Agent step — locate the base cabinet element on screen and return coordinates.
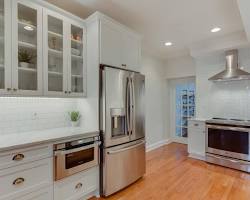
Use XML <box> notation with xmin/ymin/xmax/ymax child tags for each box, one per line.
<box><xmin>13</xmin><ymin>187</ymin><xmax>53</xmax><ymax>200</ymax></box>
<box><xmin>188</xmin><ymin>119</ymin><xmax>206</xmax><ymax>160</ymax></box>
<box><xmin>54</xmin><ymin>166</ymin><xmax>99</xmax><ymax>200</ymax></box>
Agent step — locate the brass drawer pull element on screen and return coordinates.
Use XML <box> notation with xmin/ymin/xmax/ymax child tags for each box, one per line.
<box><xmin>75</xmin><ymin>182</ymin><xmax>83</xmax><ymax>189</ymax></box>
<box><xmin>12</xmin><ymin>154</ymin><xmax>24</xmax><ymax>161</ymax></box>
<box><xmin>194</xmin><ymin>123</ymin><xmax>199</xmax><ymax>127</ymax></box>
<box><xmin>13</xmin><ymin>177</ymin><xmax>25</xmax><ymax>185</ymax></box>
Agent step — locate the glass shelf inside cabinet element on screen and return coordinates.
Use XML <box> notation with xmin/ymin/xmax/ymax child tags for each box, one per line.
<box><xmin>18</xmin><ymin>3</ymin><xmax>38</xmax><ymax>91</ymax></box>
<box><xmin>48</xmin><ymin>15</ymin><xmax>63</xmax><ymax>92</ymax></box>
<box><xmin>0</xmin><ymin>0</ymin><xmax>4</xmax><ymax>90</ymax></box>
<box><xmin>71</xmin><ymin>25</ymin><xmax>83</xmax><ymax>93</ymax></box>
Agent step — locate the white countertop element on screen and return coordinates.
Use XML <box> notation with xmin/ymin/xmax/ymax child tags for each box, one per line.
<box><xmin>188</xmin><ymin>118</ymin><xmax>207</xmax><ymax>122</ymax></box>
<box><xmin>0</xmin><ymin>127</ymin><xmax>99</xmax><ymax>151</ymax></box>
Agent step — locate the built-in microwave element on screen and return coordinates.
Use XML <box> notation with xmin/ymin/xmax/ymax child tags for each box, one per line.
<box><xmin>54</xmin><ymin>136</ymin><xmax>100</xmax><ymax>181</ymax></box>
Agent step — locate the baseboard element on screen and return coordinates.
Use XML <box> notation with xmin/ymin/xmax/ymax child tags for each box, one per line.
<box><xmin>146</xmin><ymin>139</ymin><xmax>171</xmax><ymax>152</ymax></box>
<box><xmin>188</xmin><ymin>152</ymin><xmax>205</xmax><ymax>161</ymax></box>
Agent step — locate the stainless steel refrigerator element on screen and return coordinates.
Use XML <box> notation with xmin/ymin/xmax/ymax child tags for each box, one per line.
<box><xmin>100</xmin><ymin>65</ymin><xmax>145</xmax><ymax>196</ymax></box>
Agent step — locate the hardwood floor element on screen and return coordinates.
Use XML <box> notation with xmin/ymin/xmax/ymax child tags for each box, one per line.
<box><xmin>91</xmin><ymin>143</ymin><xmax>250</xmax><ymax>200</ymax></box>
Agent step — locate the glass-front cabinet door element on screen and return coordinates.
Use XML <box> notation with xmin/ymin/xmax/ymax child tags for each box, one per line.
<box><xmin>0</xmin><ymin>0</ymin><xmax>11</xmax><ymax>95</ymax></box>
<box><xmin>43</xmin><ymin>9</ymin><xmax>67</xmax><ymax>96</ymax></box>
<box><xmin>12</xmin><ymin>0</ymin><xmax>42</xmax><ymax>95</ymax></box>
<box><xmin>68</xmin><ymin>22</ymin><xmax>86</xmax><ymax>96</ymax></box>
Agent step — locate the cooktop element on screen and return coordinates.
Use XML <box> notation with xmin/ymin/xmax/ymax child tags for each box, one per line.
<box><xmin>206</xmin><ymin>117</ymin><xmax>250</xmax><ymax>127</ymax></box>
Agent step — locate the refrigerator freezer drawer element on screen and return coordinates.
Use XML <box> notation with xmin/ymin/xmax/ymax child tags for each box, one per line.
<box><xmin>103</xmin><ymin>140</ymin><xmax>146</xmax><ymax>196</ymax></box>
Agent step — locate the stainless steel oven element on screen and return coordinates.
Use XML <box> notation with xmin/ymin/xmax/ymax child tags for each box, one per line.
<box><xmin>54</xmin><ymin>136</ymin><xmax>100</xmax><ymax>181</ymax></box>
<box><xmin>206</xmin><ymin>123</ymin><xmax>250</xmax><ymax>172</ymax></box>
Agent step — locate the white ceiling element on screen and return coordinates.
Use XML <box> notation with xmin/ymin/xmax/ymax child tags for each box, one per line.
<box><xmin>46</xmin><ymin>0</ymin><xmax>244</xmax><ymax>60</ymax></box>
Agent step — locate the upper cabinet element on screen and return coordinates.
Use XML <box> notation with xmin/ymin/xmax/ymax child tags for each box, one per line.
<box><xmin>12</xmin><ymin>0</ymin><xmax>43</xmax><ymax>95</ymax></box>
<box><xmin>43</xmin><ymin>9</ymin><xmax>68</xmax><ymax>96</ymax></box>
<box><xmin>0</xmin><ymin>0</ymin><xmax>87</xmax><ymax>97</ymax></box>
<box><xmin>99</xmin><ymin>15</ymin><xmax>141</xmax><ymax>72</ymax></box>
<box><xmin>69</xmin><ymin>22</ymin><xmax>86</xmax><ymax>96</ymax></box>
<box><xmin>100</xmin><ymin>18</ymin><xmax>122</xmax><ymax>68</ymax></box>
<box><xmin>0</xmin><ymin>0</ymin><xmax>11</xmax><ymax>95</ymax></box>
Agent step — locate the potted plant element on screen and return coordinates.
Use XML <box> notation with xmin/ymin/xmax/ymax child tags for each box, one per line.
<box><xmin>69</xmin><ymin>111</ymin><xmax>81</xmax><ymax>127</ymax></box>
<box><xmin>18</xmin><ymin>50</ymin><xmax>35</xmax><ymax>68</ymax></box>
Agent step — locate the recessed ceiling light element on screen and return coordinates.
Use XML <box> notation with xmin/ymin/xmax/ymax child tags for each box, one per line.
<box><xmin>24</xmin><ymin>25</ymin><xmax>34</xmax><ymax>31</ymax></box>
<box><xmin>165</xmin><ymin>42</ymin><xmax>172</xmax><ymax>46</ymax></box>
<box><xmin>211</xmin><ymin>27</ymin><xmax>221</xmax><ymax>33</ymax></box>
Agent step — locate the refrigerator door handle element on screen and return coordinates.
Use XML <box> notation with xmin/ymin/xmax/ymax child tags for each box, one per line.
<box><xmin>107</xmin><ymin>140</ymin><xmax>145</xmax><ymax>154</ymax></box>
<box><xmin>130</xmin><ymin>77</ymin><xmax>135</xmax><ymax>136</ymax></box>
<box><xmin>126</xmin><ymin>77</ymin><xmax>130</xmax><ymax>135</ymax></box>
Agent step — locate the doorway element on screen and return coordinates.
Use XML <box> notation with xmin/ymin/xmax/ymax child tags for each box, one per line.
<box><xmin>169</xmin><ymin>77</ymin><xmax>196</xmax><ymax>144</ymax></box>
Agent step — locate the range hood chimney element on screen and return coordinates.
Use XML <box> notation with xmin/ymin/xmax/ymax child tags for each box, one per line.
<box><xmin>208</xmin><ymin>49</ymin><xmax>250</xmax><ymax>81</ymax></box>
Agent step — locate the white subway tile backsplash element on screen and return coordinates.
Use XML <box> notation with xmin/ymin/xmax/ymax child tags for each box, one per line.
<box><xmin>196</xmin><ymin>48</ymin><xmax>250</xmax><ymax>120</ymax></box>
<box><xmin>0</xmin><ymin>97</ymin><xmax>78</xmax><ymax>135</ymax></box>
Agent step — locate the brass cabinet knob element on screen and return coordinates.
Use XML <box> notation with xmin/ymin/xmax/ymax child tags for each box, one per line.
<box><xmin>68</xmin><ymin>91</ymin><xmax>71</xmax><ymax>94</ymax></box>
<box><xmin>64</xmin><ymin>91</ymin><xmax>68</xmax><ymax>94</ymax></box>
<box><xmin>75</xmin><ymin>182</ymin><xmax>83</xmax><ymax>189</ymax></box>
<box><xmin>13</xmin><ymin>88</ymin><xmax>17</xmax><ymax>92</ymax></box>
<box><xmin>13</xmin><ymin>177</ymin><xmax>25</xmax><ymax>185</ymax></box>
<box><xmin>12</xmin><ymin>153</ymin><xmax>24</xmax><ymax>161</ymax></box>
<box><xmin>7</xmin><ymin>88</ymin><xmax>11</xmax><ymax>91</ymax></box>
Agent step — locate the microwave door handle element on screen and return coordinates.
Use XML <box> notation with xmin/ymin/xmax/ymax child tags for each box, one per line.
<box><xmin>54</xmin><ymin>142</ymin><xmax>100</xmax><ymax>156</ymax></box>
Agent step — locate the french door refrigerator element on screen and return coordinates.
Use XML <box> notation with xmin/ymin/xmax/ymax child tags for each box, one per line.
<box><xmin>100</xmin><ymin>65</ymin><xmax>145</xmax><ymax>196</ymax></box>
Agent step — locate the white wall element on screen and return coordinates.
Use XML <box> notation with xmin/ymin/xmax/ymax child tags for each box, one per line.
<box><xmin>164</xmin><ymin>56</ymin><xmax>196</xmax><ymax>143</ymax></box>
<box><xmin>165</xmin><ymin>56</ymin><xmax>196</xmax><ymax>79</ymax></box>
<box><xmin>196</xmin><ymin>47</ymin><xmax>250</xmax><ymax>119</ymax></box>
<box><xmin>141</xmin><ymin>52</ymin><xmax>169</xmax><ymax>149</ymax></box>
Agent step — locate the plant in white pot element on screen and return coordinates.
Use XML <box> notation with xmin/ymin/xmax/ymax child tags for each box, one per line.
<box><xmin>18</xmin><ymin>49</ymin><xmax>35</xmax><ymax>68</ymax></box>
<box><xmin>69</xmin><ymin>111</ymin><xmax>81</xmax><ymax>127</ymax></box>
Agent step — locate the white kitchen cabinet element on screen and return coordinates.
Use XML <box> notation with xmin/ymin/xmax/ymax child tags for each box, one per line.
<box><xmin>188</xmin><ymin>119</ymin><xmax>206</xmax><ymax>160</ymax></box>
<box><xmin>54</xmin><ymin>166</ymin><xmax>99</xmax><ymax>200</ymax></box>
<box><xmin>11</xmin><ymin>0</ymin><xmax>43</xmax><ymax>96</ymax></box>
<box><xmin>43</xmin><ymin>9</ymin><xmax>68</xmax><ymax>96</ymax></box>
<box><xmin>0</xmin><ymin>158</ymin><xmax>53</xmax><ymax>200</ymax></box>
<box><xmin>0</xmin><ymin>144</ymin><xmax>52</xmax><ymax>170</ymax></box>
<box><xmin>43</xmin><ymin>9</ymin><xmax>87</xmax><ymax>97</ymax></box>
<box><xmin>14</xmin><ymin>187</ymin><xmax>53</xmax><ymax>200</ymax></box>
<box><xmin>0</xmin><ymin>0</ymin><xmax>13</xmax><ymax>95</ymax></box>
<box><xmin>100</xmin><ymin>18</ymin><xmax>122</xmax><ymax>69</ymax></box>
<box><xmin>0</xmin><ymin>0</ymin><xmax>87</xmax><ymax>97</ymax></box>
<box><xmin>98</xmin><ymin>13</ymin><xmax>141</xmax><ymax>72</ymax></box>
<box><xmin>68</xmin><ymin>20</ymin><xmax>87</xmax><ymax>97</ymax></box>
<box><xmin>121</xmin><ymin>31</ymin><xmax>141</xmax><ymax>72</ymax></box>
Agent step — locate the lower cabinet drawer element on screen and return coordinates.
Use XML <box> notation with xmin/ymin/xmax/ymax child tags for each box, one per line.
<box><xmin>0</xmin><ymin>144</ymin><xmax>53</xmax><ymax>170</ymax></box>
<box><xmin>54</xmin><ymin>167</ymin><xmax>99</xmax><ymax>200</ymax></box>
<box><xmin>0</xmin><ymin>158</ymin><xmax>53</xmax><ymax>200</ymax></box>
<box><xmin>7</xmin><ymin>187</ymin><xmax>53</xmax><ymax>200</ymax></box>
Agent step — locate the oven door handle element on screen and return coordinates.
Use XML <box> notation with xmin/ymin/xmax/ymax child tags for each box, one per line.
<box><xmin>207</xmin><ymin>153</ymin><xmax>250</xmax><ymax>165</ymax></box>
<box><xmin>206</xmin><ymin>124</ymin><xmax>250</xmax><ymax>132</ymax></box>
<box><xmin>54</xmin><ymin>141</ymin><xmax>100</xmax><ymax>156</ymax></box>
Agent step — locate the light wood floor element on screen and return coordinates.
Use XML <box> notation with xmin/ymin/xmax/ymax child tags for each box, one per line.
<box><xmin>91</xmin><ymin>143</ymin><xmax>250</xmax><ymax>200</ymax></box>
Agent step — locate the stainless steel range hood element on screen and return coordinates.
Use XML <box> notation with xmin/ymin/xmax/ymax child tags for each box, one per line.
<box><xmin>208</xmin><ymin>49</ymin><xmax>250</xmax><ymax>81</ymax></box>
